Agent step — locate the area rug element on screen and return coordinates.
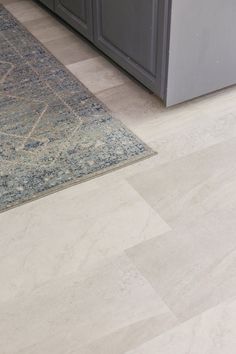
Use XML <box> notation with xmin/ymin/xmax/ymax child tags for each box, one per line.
<box><xmin>0</xmin><ymin>5</ymin><xmax>155</xmax><ymax>213</ymax></box>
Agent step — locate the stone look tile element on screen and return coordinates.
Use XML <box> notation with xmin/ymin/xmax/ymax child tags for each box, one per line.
<box><xmin>78</xmin><ymin>314</ymin><xmax>178</xmax><ymax>354</ymax></box>
<box><xmin>134</xmin><ymin>110</ymin><xmax>236</xmax><ymax>165</ymax></box>
<box><xmin>97</xmin><ymin>80</ymin><xmax>164</xmax><ymax>128</ymax></box>
<box><xmin>67</xmin><ymin>56</ymin><xmax>129</xmax><ymax>94</ymax></box>
<box><xmin>17</xmin><ymin>314</ymin><xmax>178</xmax><ymax>354</ymax></box>
<box><xmin>128</xmin><ymin>138</ymin><xmax>236</xmax><ymax>227</ymax></box>
<box><xmin>44</xmin><ymin>34</ymin><xmax>99</xmax><ymax>65</ymax></box>
<box><xmin>125</xmin><ymin>299</ymin><xmax>236</xmax><ymax>354</ymax></box>
<box><xmin>23</xmin><ymin>16</ymin><xmax>74</xmax><ymax>43</ymax></box>
<box><xmin>127</xmin><ymin>209</ymin><xmax>236</xmax><ymax>321</ymax></box>
<box><xmin>91</xmin><ymin>66</ymin><xmax>236</xmax><ymax>174</ymax></box>
<box><xmin>5</xmin><ymin>0</ymin><xmax>48</xmax><ymax>22</ymax></box>
<box><xmin>3</xmin><ymin>1</ymin><xmax>236</xmax><ymax>354</ymax></box>
<box><xmin>0</xmin><ymin>255</ymin><xmax>176</xmax><ymax>354</ymax></box>
<box><xmin>98</xmin><ymin>79</ymin><xmax>236</xmax><ymax>167</ymax></box>
<box><xmin>0</xmin><ymin>179</ymin><xmax>170</xmax><ymax>302</ymax></box>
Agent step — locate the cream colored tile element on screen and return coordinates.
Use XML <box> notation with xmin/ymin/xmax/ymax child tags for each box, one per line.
<box><xmin>67</xmin><ymin>56</ymin><xmax>129</xmax><ymax>94</ymax></box>
<box><xmin>134</xmin><ymin>111</ymin><xmax>236</xmax><ymax>165</ymax></box>
<box><xmin>5</xmin><ymin>0</ymin><xmax>48</xmax><ymax>22</ymax></box>
<box><xmin>97</xmin><ymin>80</ymin><xmax>164</xmax><ymax>127</ymax></box>
<box><xmin>128</xmin><ymin>137</ymin><xmax>236</xmax><ymax>227</ymax></box>
<box><xmin>44</xmin><ymin>34</ymin><xmax>99</xmax><ymax>65</ymax></box>
<box><xmin>126</xmin><ymin>299</ymin><xmax>236</xmax><ymax>354</ymax></box>
<box><xmin>0</xmin><ymin>255</ymin><xmax>175</xmax><ymax>354</ymax></box>
<box><xmin>97</xmin><ymin>83</ymin><xmax>236</xmax><ymax>166</ymax></box>
<box><xmin>0</xmin><ymin>179</ymin><xmax>170</xmax><ymax>302</ymax></box>
<box><xmin>24</xmin><ymin>16</ymin><xmax>73</xmax><ymax>43</ymax></box>
<box><xmin>3</xmin><ymin>2</ymin><xmax>236</xmax><ymax>352</ymax></box>
<box><xmin>78</xmin><ymin>314</ymin><xmax>178</xmax><ymax>354</ymax></box>
<box><xmin>19</xmin><ymin>314</ymin><xmax>178</xmax><ymax>354</ymax></box>
<box><xmin>127</xmin><ymin>209</ymin><xmax>236</xmax><ymax>321</ymax></box>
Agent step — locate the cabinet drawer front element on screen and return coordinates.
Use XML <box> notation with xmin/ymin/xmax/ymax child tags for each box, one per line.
<box><xmin>55</xmin><ymin>0</ymin><xmax>93</xmax><ymax>40</ymax></box>
<box><xmin>94</xmin><ymin>0</ymin><xmax>162</xmax><ymax>89</ymax></box>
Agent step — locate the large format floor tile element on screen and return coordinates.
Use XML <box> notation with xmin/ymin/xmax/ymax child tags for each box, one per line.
<box><xmin>67</xmin><ymin>56</ymin><xmax>128</xmax><ymax>94</ymax></box>
<box><xmin>0</xmin><ymin>254</ymin><xmax>177</xmax><ymax>354</ymax></box>
<box><xmin>98</xmin><ymin>83</ymin><xmax>236</xmax><ymax>166</ymax></box>
<box><xmin>97</xmin><ymin>80</ymin><xmax>164</xmax><ymax>128</ymax></box>
<box><xmin>24</xmin><ymin>16</ymin><xmax>74</xmax><ymax>43</ymax></box>
<box><xmin>134</xmin><ymin>106</ymin><xmax>236</xmax><ymax>166</ymax></box>
<box><xmin>0</xmin><ymin>179</ymin><xmax>170</xmax><ymax>302</ymax></box>
<box><xmin>128</xmin><ymin>138</ymin><xmax>236</xmax><ymax>227</ymax></box>
<box><xmin>2</xmin><ymin>1</ymin><xmax>236</xmax><ymax>353</ymax></box>
<box><xmin>127</xmin><ymin>208</ymin><xmax>236</xmax><ymax>321</ymax></box>
<box><xmin>125</xmin><ymin>298</ymin><xmax>236</xmax><ymax>354</ymax></box>
<box><xmin>79</xmin><ymin>314</ymin><xmax>178</xmax><ymax>354</ymax></box>
<box><xmin>4</xmin><ymin>0</ymin><xmax>48</xmax><ymax>22</ymax></box>
<box><xmin>44</xmin><ymin>34</ymin><xmax>98</xmax><ymax>65</ymax></box>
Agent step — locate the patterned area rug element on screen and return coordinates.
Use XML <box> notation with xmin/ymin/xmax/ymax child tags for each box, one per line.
<box><xmin>0</xmin><ymin>5</ymin><xmax>154</xmax><ymax>213</ymax></box>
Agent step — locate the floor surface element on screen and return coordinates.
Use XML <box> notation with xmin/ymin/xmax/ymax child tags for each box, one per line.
<box><xmin>1</xmin><ymin>1</ymin><xmax>236</xmax><ymax>353</ymax></box>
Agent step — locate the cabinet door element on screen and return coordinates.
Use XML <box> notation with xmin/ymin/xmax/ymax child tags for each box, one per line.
<box><xmin>55</xmin><ymin>0</ymin><xmax>93</xmax><ymax>40</ymax></box>
<box><xmin>39</xmin><ymin>0</ymin><xmax>54</xmax><ymax>11</ymax></box>
<box><xmin>94</xmin><ymin>0</ymin><xmax>166</xmax><ymax>95</ymax></box>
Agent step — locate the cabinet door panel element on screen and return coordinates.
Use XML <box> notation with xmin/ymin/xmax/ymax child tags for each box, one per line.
<box><xmin>94</xmin><ymin>0</ymin><xmax>164</xmax><ymax>93</ymax></box>
<box><xmin>55</xmin><ymin>0</ymin><xmax>93</xmax><ymax>40</ymax></box>
<box><xmin>39</xmin><ymin>0</ymin><xmax>54</xmax><ymax>11</ymax></box>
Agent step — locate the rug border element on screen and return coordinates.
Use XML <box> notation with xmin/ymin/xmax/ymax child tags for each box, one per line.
<box><xmin>1</xmin><ymin>151</ymin><xmax>156</xmax><ymax>214</ymax></box>
<box><xmin>0</xmin><ymin>4</ymin><xmax>157</xmax><ymax>214</ymax></box>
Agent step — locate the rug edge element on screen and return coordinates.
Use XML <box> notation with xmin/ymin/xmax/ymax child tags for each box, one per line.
<box><xmin>0</xmin><ymin>150</ymin><xmax>156</xmax><ymax>214</ymax></box>
<box><xmin>0</xmin><ymin>5</ymin><xmax>157</xmax><ymax>214</ymax></box>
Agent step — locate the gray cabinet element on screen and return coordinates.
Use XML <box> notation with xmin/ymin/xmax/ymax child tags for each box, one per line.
<box><xmin>40</xmin><ymin>0</ymin><xmax>54</xmax><ymax>10</ymax></box>
<box><xmin>38</xmin><ymin>0</ymin><xmax>236</xmax><ymax>105</ymax></box>
<box><xmin>54</xmin><ymin>0</ymin><xmax>93</xmax><ymax>40</ymax></box>
<box><xmin>39</xmin><ymin>0</ymin><xmax>169</xmax><ymax>101</ymax></box>
<box><xmin>93</xmin><ymin>0</ymin><xmax>165</xmax><ymax>96</ymax></box>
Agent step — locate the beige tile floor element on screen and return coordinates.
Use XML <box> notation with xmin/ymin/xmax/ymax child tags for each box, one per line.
<box><xmin>1</xmin><ymin>1</ymin><xmax>236</xmax><ymax>353</ymax></box>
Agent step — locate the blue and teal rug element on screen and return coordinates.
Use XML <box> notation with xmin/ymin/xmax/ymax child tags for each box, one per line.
<box><xmin>0</xmin><ymin>5</ymin><xmax>154</xmax><ymax>213</ymax></box>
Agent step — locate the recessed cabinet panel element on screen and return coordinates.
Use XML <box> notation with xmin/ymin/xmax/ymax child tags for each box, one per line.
<box><xmin>55</xmin><ymin>0</ymin><xmax>93</xmax><ymax>40</ymax></box>
<box><xmin>40</xmin><ymin>0</ymin><xmax>54</xmax><ymax>10</ymax></box>
<box><xmin>38</xmin><ymin>0</ymin><xmax>170</xmax><ymax>102</ymax></box>
<box><xmin>94</xmin><ymin>0</ymin><xmax>161</xmax><ymax>90</ymax></box>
